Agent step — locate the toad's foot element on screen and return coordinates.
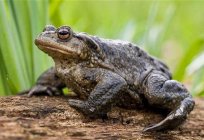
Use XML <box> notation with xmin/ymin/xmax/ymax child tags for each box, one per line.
<box><xmin>28</xmin><ymin>85</ymin><xmax>63</xmax><ymax>97</ymax></box>
<box><xmin>68</xmin><ymin>99</ymin><xmax>108</xmax><ymax>119</ymax></box>
<box><xmin>143</xmin><ymin>97</ymin><xmax>194</xmax><ymax>132</ymax></box>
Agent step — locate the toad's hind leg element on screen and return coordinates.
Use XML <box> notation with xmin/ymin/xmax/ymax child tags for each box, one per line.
<box><xmin>28</xmin><ymin>67</ymin><xmax>66</xmax><ymax>96</ymax></box>
<box><xmin>142</xmin><ymin>71</ymin><xmax>195</xmax><ymax>132</ymax></box>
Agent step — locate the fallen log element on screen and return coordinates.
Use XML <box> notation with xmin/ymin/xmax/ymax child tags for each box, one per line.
<box><xmin>0</xmin><ymin>95</ymin><xmax>203</xmax><ymax>140</ymax></box>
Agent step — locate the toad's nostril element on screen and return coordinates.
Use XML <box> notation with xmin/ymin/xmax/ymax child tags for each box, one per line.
<box><xmin>43</xmin><ymin>25</ymin><xmax>56</xmax><ymax>32</ymax></box>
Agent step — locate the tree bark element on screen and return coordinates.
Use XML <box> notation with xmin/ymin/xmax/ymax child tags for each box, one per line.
<box><xmin>0</xmin><ymin>95</ymin><xmax>203</xmax><ymax>140</ymax></box>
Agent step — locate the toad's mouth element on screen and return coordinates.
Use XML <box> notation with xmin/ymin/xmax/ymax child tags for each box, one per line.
<box><xmin>35</xmin><ymin>37</ymin><xmax>80</xmax><ymax>56</ymax></box>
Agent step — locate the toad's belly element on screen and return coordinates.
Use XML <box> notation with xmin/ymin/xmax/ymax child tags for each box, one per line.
<box><xmin>64</xmin><ymin>75</ymin><xmax>97</xmax><ymax>99</ymax></box>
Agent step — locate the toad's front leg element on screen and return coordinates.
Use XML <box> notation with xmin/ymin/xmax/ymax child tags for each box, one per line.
<box><xmin>68</xmin><ymin>71</ymin><xmax>127</xmax><ymax>118</ymax></box>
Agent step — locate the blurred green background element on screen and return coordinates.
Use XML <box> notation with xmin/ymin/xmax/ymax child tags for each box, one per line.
<box><xmin>0</xmin><ymin>0</ymin><xmax>204</xmax><ymax>96</ymax></box>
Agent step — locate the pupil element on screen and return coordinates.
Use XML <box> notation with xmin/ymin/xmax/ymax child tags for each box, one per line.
<box><xmin>59</xmin><ymin>30</ymin><xmax>69</xmax><ymax>35</ymax></box>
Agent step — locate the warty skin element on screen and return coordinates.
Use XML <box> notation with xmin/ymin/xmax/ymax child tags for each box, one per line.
<box><xmin>29</xmin><ymin>25</ymin><xmax>195</xmax><ymax>132</ymax></box>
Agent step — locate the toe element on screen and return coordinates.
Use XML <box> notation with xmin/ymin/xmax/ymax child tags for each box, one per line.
<box><xmin>143</xmin><ymin>124</ymin><xmax>160</xmax><ymax>132</ymax></box>
<box><xmin>68</xmin><ymin>99</ymin><xmax>84</xmax><ymax>108</ymax></box>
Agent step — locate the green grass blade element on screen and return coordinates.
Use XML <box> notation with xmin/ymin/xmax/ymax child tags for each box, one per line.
<box><xmin>28</xmin><ymin>0</ymin><xmax>53</xmax><ymax>81</ymax></box>
<box><xmin>174</xmin><ymin>37</ymin><xmax>204</xmax><ymax>81</ymax></box>
<box><xmin>9</xmin><ymin>0</ymin><xmax>34</xmax><ymax>85</ymax></box>
<box><xmin>0</xmin><ymin>45</ymin><xmax>10</xmax><ymax>95</ymax></box>
<box><xmin>0</xmin><ymin>0</ymin><xmax>23</xmax><ymax>93</ymax></box>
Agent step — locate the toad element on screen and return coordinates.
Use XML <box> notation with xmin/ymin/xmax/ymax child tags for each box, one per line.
<box><xmin>29</xmin><ymin>25</ymin><xmax>195</xmax><ymax>132</ymax></box>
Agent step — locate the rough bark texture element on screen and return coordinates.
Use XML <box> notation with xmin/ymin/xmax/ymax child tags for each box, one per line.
<box><xmin>0</xmin><ymin>95</ymin><xmax>203</xmax><ymax>140</ymax></box>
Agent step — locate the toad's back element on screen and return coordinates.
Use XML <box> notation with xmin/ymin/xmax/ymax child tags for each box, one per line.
<box><xmin>92</xmin><ymin>36</ymin><xmax>172</xmax><ymax>85</ymax></box>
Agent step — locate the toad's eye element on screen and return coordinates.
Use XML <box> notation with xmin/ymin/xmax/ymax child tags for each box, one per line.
<box><xmin>57</xmin><ymin>26</ymin><xmax>73</xmax><ymax>40</ymax></box>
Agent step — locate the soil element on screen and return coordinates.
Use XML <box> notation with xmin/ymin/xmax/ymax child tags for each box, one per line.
<box><xmin>0</xmin><ymin>95</ymin><xmax>203</xmax><ymax>140</ymax></box>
